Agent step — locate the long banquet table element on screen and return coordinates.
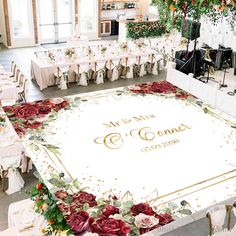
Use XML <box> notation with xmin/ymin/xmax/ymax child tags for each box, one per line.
<box><xmin>31</xmin><ymin>47</ymin><xmax>161</xmax><ymax>90</ymax></box>
<box><xmin>0</xmin><ymin>72</ymin><xmax>18</xmax><ymax>103</ymax></box>
<box><xmin>0</xmin><ymin>108</ymin><xmax>26</xmax><ymax>195</ymax></box>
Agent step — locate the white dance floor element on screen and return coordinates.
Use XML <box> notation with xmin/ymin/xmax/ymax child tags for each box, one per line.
<box><xmin>22</xmin><ymin>84</ymin><xmax>236</xmax><ymax>216</ymax></box>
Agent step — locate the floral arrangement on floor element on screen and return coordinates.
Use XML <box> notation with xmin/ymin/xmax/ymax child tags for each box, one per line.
<box><xmin>126</xmin><ymin>21</ymin><xmax>165</xmax><ymax>40</ymax></box>
<box><xmin>129</xmin><ymin>81</ymin><xmax>195</xmax><ymax>100</ymax></box>
<box><xmin>129</xmin><ymin>81</ymin><xmax>236</xmax><ymax>128</ymax></box>
<box><xmin>29</xmin><ymin>172</ymin><xmax>176</xmax><ymax>236</ymax></box>
<box><xmin>65</xmin><ymin>48</ymin><xmax>75</xmax><ymax>58</ymax></box>
<box><xmin>3</xmin><ymin>99</ymin><xmax>70</xmax><ymax>136</ymax></box>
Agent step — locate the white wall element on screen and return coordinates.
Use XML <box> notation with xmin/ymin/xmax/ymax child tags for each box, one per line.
<box><xmin>101</xmin><ymin>8</ymin><xmax>137</xmax><ymax>20</ymax></box>
<box><xmin>137</xmin><ymin>0</ymin><xmax>149</xmax><ymax>16</ymax></box>
<box><xmin>0</xmin><ymin>0</ymin><xmax>7</xmax><ymax>46</ymax></box>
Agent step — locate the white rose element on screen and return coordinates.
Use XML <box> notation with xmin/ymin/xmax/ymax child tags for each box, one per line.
<box><xmin>134</xmin><ymin>213</ymin><xmax>159</xmax><ymax>229</ymax></box>
<box><xmin>83</xmin><ymin>233</ymin><xmax>99</xmax><ymax>236</ymax></box>
<box><xmin>42</xmin><ymin>203</ymin><xmax>48</xmax><ymax>211</ymax></box>
<box><xmin>112</xmin><ymin>214</ymin><xmax>123</xmax><ymax>220</ymax></box>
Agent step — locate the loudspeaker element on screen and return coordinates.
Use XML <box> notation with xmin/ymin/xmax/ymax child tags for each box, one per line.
<box><xmin>175</xmin><ymin>50</ymin><xmax>202</xmax><ymax>77</ymax></box>
<box><xmin>181</xmin><ymin>20</ymin><xmax>201</xmax><ymax>41</ymax></box>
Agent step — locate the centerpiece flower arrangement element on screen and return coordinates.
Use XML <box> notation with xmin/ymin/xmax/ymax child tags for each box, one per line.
<box><xmin>100</xmin><ymin>46</ymin><xmax>107</xmax><ymax>55</ymax></box>
<box><xmin>48</xmin><ymin>51</ymin><xmax>56</xmax><ymax>62</ymax></box>
<box><xmin>0</xmin><ymin>114</ymin><xmax>7</xmax><ymax>132</ymax></box>
<box><xmin>120</xmin><ymin>42</ymin><xmax>128</xmax><ymax>52</ymax></box>
<box><xmin>136</xmin><ymin>41</ymin><xmax>145</xmax><ymax>50</ymax></box>
<box><xmin>87</xmin><ymin>47</ymin><xmax>94</xmax><ymax>58</ymax></box>
<box><xmin>65</xmin><ymin>48</ymin><xmax>75</xmax><ymax>58</ymax></box>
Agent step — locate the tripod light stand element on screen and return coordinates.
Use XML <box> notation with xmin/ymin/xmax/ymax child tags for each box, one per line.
<box><xmin>220</xmin><ymin>59</ymin><xmax>231</xmax><ymax>88</ymax></box>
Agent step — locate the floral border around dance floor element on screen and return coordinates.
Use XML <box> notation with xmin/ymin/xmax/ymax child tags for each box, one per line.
<box><xmin>3</xmin><ymin>81</ymin><xmax>236</xmax><ymax>236</ymax></box>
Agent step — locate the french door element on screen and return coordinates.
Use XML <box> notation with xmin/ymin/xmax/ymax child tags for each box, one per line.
<box><xmin>38</xmin><ymin>0</ymin><xmax>73</xmax><ymax>44</ymax></box>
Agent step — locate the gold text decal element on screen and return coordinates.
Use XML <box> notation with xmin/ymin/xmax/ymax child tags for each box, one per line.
<box><xmin>94</xmin><ymin>124</ymin><xmax>191</xmax><ymax>150</ymax></box>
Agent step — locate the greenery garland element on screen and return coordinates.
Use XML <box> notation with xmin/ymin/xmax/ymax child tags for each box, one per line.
<box><xmin>29</xmin><ymin>182</ymin><xmax>72</xmax><ymax>236</ymax></box>
<box><xmin>126</xmin><ymin>21</ymin><xmax>166</xmax><ymax>40</ymax></box>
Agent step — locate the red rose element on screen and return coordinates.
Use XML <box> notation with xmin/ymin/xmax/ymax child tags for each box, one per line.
<box><xmin>38</xmin><ymin>105</ymin><xmax>52</xmax><ymax>115</ymax></box>
<box><xmin>36</xmin><ymin>183</ymin><xmax>43</xmax><ymax>189</ymax></box>
<box><xmin>13</xmin><ymin>125</ymin><xmax>25</xmax><ymax>136</ymax></box>
<box><xmin>175</xmin><ymin>91</ymin><xmax>189</xmax><ymax>99</ymax></box>
<box><xmin>57</xmin><ymin>203</ymin><xmax>71</xmax><ymax>213</ymax></box>
<box><xmin>40</xmin><ymin>100</ymin><xmax>56</xmax><ymax>108</ymax></box>
<box><xmin>55</xmin><ymin>190</ymin><xmax>69</xmax><ymax>200</ymax></box>
<box><xmin>102</xmin><ymin>205</ymin><xmax>119</xmax><ymax>217</ymax></box>
<box><xmin>15</xmin><ymin>104</ymin><xmax>39</xmax><ymax>119</ymax></box>
<box><xmin>3</xmin><ymin>106</ymin><xmax>15</xmax><ymax>118</ymax></box>
<box><xmin>66</xmin><ymin>211</ymin><xmax>93</xmax><ymax>233</ymax></box>
<box><xmin>24</xmin><ymin>121</ymin><xmax>42</xmax><ymax>129</ymax></box>
<box><xmin>72</xmin><ymin>192</ymin><xmax>97</xmax><ymax>207</ymax></box>
<box><xmin>155</xmin><ymin>213</ymin><xmax>174</xmax><ymax>225</ymax></box>
<box><xmin>91</xmin><ymin>218</ymin><xmax>131</xmax><ymax>236</ymax></box>
<box><xmin>131</xmin><ymin>203</ymin><xmax>155</xmax><ymax>216</ymax></box>
<box><xmin>57</xmin><ymin>100</ymin><xmax>69</xmax><ymax>109</ymax></box>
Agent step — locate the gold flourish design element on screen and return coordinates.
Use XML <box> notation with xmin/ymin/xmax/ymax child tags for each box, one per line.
<box><xmin>94</xmin><ymin>133</ymin><xmax>123</xmax><ymax>149</ymax></box>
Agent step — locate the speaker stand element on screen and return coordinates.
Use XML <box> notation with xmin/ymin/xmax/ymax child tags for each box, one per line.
<box><xmin>220</xmin><ymin>67</ymin><xmax>228</xmax><ymax>88</ymax></box>
<box><xmin>179</xmin><ymin>38</ymin><xmax>198</xmax><ymax>78</ymax></box>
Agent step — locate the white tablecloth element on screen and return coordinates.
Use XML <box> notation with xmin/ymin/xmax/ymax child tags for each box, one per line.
<box><xmin>67</xmin><ymin>35</ymin><xmax>89</xmax><ymax>48</ymax></box>
<box><xmin>31</xmin><ymin>48</ymin><xmax>161</xmax><ymax>90</ymax></box>
<box><xmin>0</xmin><ymin>76</ymin><xmax>18</xmax><ymax>102</ymax></box>
<box><xmin>8</xmin><ymin>198</ymin><xmax>46</xmax><ymax>236</ymax></box>
<box><xmin>0</xmin><ymin>109</ymin><xmax>27</xmax><ymax>194</ymax></box>
<box><xmin>0</xmin><ymin>109</ymin><xmax>25</xmax><ymax>160</ymax></box>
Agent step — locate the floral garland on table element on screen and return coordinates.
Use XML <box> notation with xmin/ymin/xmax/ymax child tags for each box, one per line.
<box><xmin>3</xmin><ymin>99</ymin><xmax>70</xmax><ymax>136</ymax></box>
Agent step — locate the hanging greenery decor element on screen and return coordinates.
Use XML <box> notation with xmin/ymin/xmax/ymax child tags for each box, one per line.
<box><xmin>126</xmin><ymin>21</ymin><xmax>166</xmax><ymax>39</ymax></box>
<box><xmin>151</xmin><ymin>0</ymin><xmax>236</xmax><ymax>32</ymax></box>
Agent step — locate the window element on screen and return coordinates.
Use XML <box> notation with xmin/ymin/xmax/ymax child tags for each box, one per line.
<box><xmin>10</xmin><ymin>0</ymin><xmax>31</xmax><ymax>38</ymax></box>
<box><xmin>80</xmin><ymin>0</ymin><xmax>97</xmax><ymax>33</ymax></box>
<box><xmin>149</xmin><ymin>0</ymin><xmax>158</xmax><ymax>17</ymax></box>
